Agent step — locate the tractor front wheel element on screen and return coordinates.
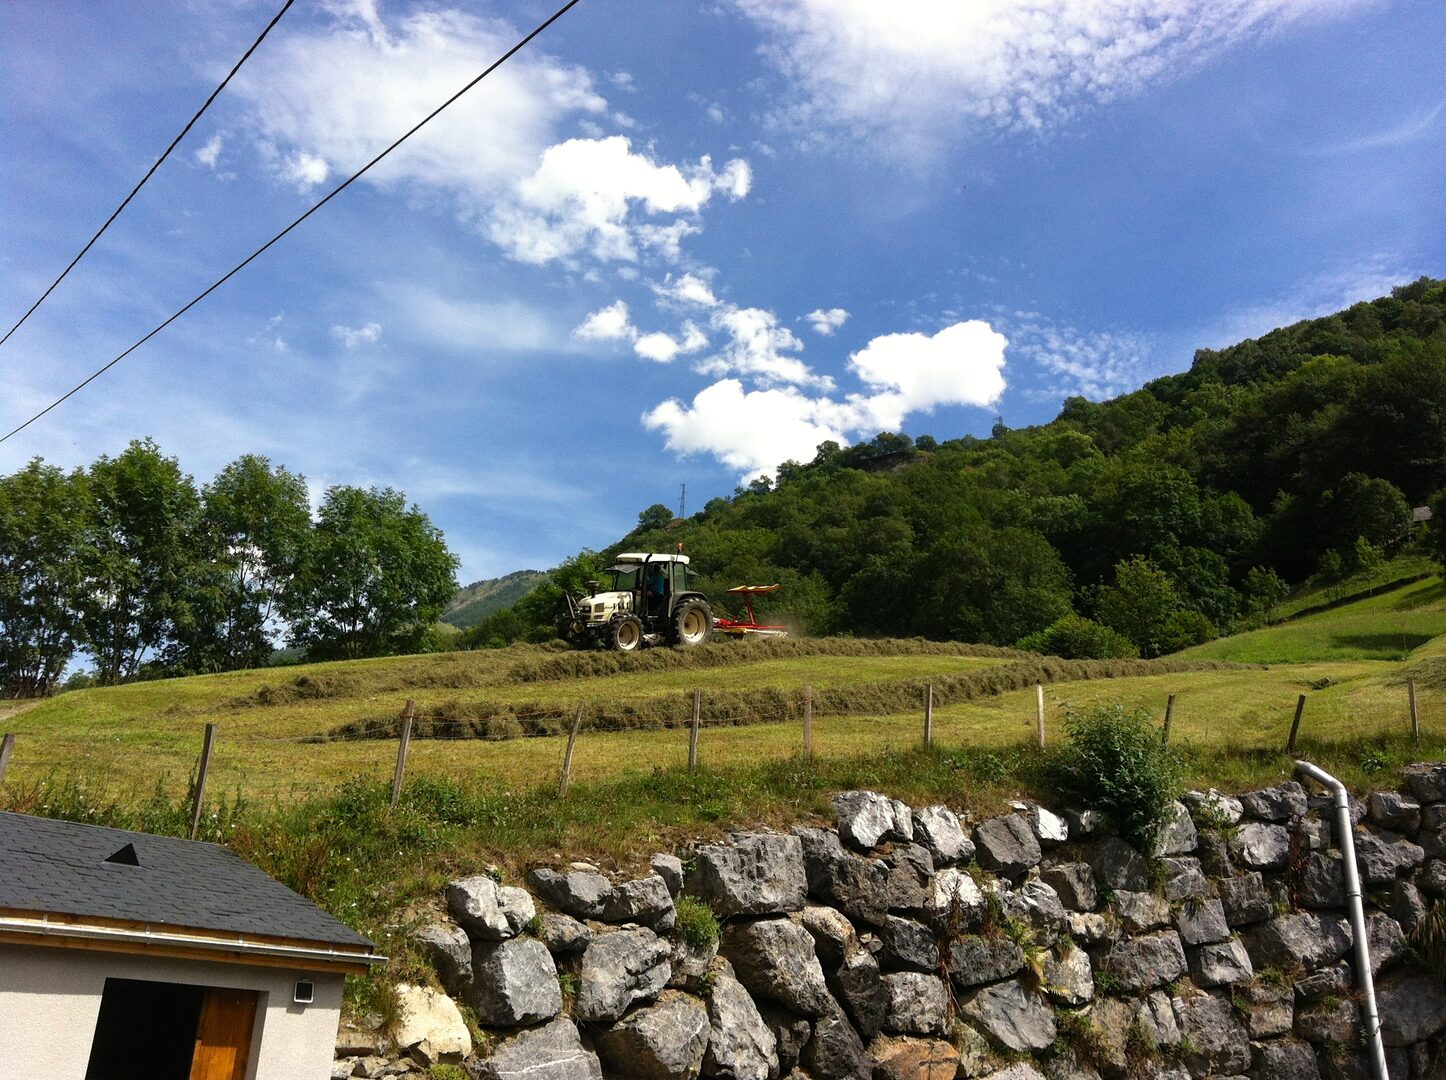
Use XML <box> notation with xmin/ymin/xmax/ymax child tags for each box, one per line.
<box><xmin>611</xmin><ymin>615</ymin><xmax>644</xmax><ymax>652</ymax></box>
<box><xmin>672</xmin><ymin>600</ymin><xmax>713</xmax><ymax>648</ymax></box>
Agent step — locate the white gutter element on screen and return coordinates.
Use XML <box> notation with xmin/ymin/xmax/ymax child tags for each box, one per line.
<box><xmin>0</xmin><ymin>914</ymin><xmax>386</xmax><ymax>967</ymax></box>
<box><xmin>1294</xmin><ymin>760</ymin><xmax>1389</xmax><ymax>1080</ymax></box>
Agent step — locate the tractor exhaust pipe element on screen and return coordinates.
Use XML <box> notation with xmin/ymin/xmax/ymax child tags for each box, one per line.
<box><xmin>1293</xmin><ymin>760</ymin><xmax>1389</xmax><ymax>1080</ymax></box>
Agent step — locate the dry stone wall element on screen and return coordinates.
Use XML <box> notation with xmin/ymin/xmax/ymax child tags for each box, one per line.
<box><xmin>335</xmin><ymin>764</ymin><xmax>1446</xmax><ymax>1080</ymax></box>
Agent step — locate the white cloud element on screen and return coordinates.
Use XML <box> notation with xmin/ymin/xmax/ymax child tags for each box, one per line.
<box><xmin>332</xmin><ymin>322</ymin><xmax>383</xmax><ymax>348</ymax></box>
<box><xmin>284</xmin><ymin>152</ymin><xmax>330</xmax><ymax>189</ymax></box>
<box><xmin>1008</xmin><ymin>321</ymin><xmax>1154</xmax><ymax>401</ymax></box>
<box><xmin>805</xmin><ymin>307</ymin><xmax>849</xmax><ymax>335</ymax></box>
<box><xmin>634</xmin><ymin>322</ymin><xmax>709</xmax><ymax>363</ymax></box>
<box><xmin>655</xmin><ymin>273</ymin><xmax>720</xmax><ymax>308</ymax></box>
<box><xmin>698</xmin><ymin>306</ymin><xmax>825</xmax><ymax>388</ymax></box>
<box><xmin>648</xmin><ymin>319</ymin><xmax>1009</xmax><ymax>476</ymax></box>
<box><xmin>489</xmin><ymin>136</ymin><xmax>751</xmax><ymax>265</ymax></box>
<box><xmin>734</xmin><ymin>0</ymin><xmax>1368</xmax><ymax>154</ymax></box>
<box><xmin>574</xmin><ymin>300</ymin><xmax>636</xmax><ymax>342</ymax></box>
<box><xmin>195</xmin><ymin>134</ymin><xmax>224</xmax><ymax>169</ymax></box>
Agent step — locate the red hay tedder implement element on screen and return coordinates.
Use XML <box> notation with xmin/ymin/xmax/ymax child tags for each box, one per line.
<box><xmin>714</xmin><ymin>584</ymin><xmax>790</xmax><ymax>639</ymax></box>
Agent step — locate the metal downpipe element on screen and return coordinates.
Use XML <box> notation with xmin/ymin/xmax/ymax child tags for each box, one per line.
<box><xmin>1295</xmin><ymin>760</ymin><xmax>1389</xmax><ymax>1080</ymax></box>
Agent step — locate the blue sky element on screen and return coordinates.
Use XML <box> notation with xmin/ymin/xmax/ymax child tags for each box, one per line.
<box><xmin>2</xmin><ymin>0</ymin><xmax>1442</xmax><ymax>583</ymax></box>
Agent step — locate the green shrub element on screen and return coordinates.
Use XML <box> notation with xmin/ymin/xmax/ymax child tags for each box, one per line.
<box><xmin>1016</xmin><ymin>614</ymin><xmax>1139</xmax><ymax>660</ymax></box>
<box><xmin>1051</xmin><ymin>702</ymin><xmax>1184</xmax><ymax>848</ymax></box>
<box><xmin>674</xmin><ymin>895</ymin><xmax>720</xmax><ymax>948</ymax></box>
<box><xmin>429</xmin><ymin>1065</ymin><xmax>467</xmax><ymax>1080</ymax></box>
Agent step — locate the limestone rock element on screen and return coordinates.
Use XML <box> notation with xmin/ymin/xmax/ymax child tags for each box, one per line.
<box><xmin>1388</xmin><ymin>879</ymin><xmax>1427</xmax><ymax>935</ymax></box>
<box><xmin>1218</xmin><ymin>871</ymin><xmax>1274</xmax><ymax>926</ymax></box>
<box><xmin>1066</xmin><ymin>911</ymin><xmax>1112</xmax><ymax>945</ymax></box>
<box><xmin>1251</xmin><ymin>1037</ymin><xmax>1322</xmax><ymax>1080</ymax></box>
<box><xmin>1403</xmin><ymin>762</ymin><xmax>1446</xmax><ymax>803</ymax></box>
<box><xmin>911</xmin><ymin>804</ymin><xmax>974</xmax><ymax>865</ymax></box>
<box><xmin>601</xmin><ymin>874</ymin><xmax>676</xmax><ymax>928</ymax></box>
<box><xmin>1043</xmin><ymin>942</ymin><xmax>1093</xmax><ymax>1005</ymax></box>
<box><xmin>473</xmin><ymin>1017</ymin><xmax>604</xmax><ymax>1080</ymax></box>
<box><xmin>881</xmin><ymin>971</ymin><xmax>948</xmax><ymax>1036</ymax></box>
<box><xmin>1112</xmin><ymin>889</ymin><xmax>1171</xmax><ymax>933</ymax></box>
<box><xmin>720</xmin><ymin>917</ymin><xmax>832</xmax><ymax>1017</ymax></box>
<box><xmin>670</xmin><ymin>932</ymin><xmax>720</xmax><ymax>990</ymax></box>
<box><xmin>801</xmin><ymin>996</ymin><xmax>870</xmax><ymax>1080</ymax></box>
<box><xmin>1295</xmin><ymin>996</ymin><xmax>1359</xmax><ymax>1045</ymax></box>
<box><xmin>574</xmin><ymin>926</ymin><xmax>672</xmax><ymax>1023</ymax></box>
<box><xmin>828</xmin><ymin>948</ymin><xmax>888</xmax><ymax>1041</ymax></box>
<box><xmin>393</xmin><ymin>984</ymin><xmax>472</xmax><ymax>1065</ymax></box>
<box><xmin>833</xmin><ymin>790</ymin><xmax>913</xmax><ymax>850</ymax></box>
<box><xmin>1041</xmin><ymin>863</ymin><xmax>1097</xmax><ymax>912</ymax></box>
<box><xmin>757</xmin><ymin>1004</ymin><xmax>809</xmax><ymax>1075</ymax></box>
<box><xmin>1365</xmin><ymin>911</ymin><xmax>1406</xmax><ymax>975</ymax></box>
<box><xmin>537</xmin><ymin>912</ymin><xmax>593</xmax><ymax>955</ymax></box>
<box><xmin>1239</xmin><ymin>982</ymin><xmax>1292</xmax><ymax>1038</ymax></box>
<box><xmin>926</xmin><ymin>866</ymin><xmax>985</xmax><ymax>925</ymax></box>
<box><xmin>1011</xmin><ymin>800</ymin><xmax>1069</xmax><ymax>846</ymax></box>
<box><xmin>527</xmin><ymin>867</ymin><xmax>614</xmax><ymax>921</ymax></box>
<box><xmin>973</xmin><ymin>813</ymin><xmax>1042</xmax><ymax>877</ymax></box>
<box><xmin>1064</xmin><ymin>807</ymin><xmax>1108</xmax><ymax>839</ymax></box>
<box><xmin>868</xmin><ymin>1036</ymin><xmax>961</xmax><ymax>1080</ymax></box>
<box><xmin>877</xmin><ymin>914</ymin><xmax>939</xmax><ymax>973</ymax></box>
<box><xmin>1159</xmin><ymin>856</ymin><xmax>1210</xmax><ymax>901</ymax></box>
<box><xmin>1134</xmin><ymin>989</ymin><xmax>1183</xmax><ymax>1047</ymax></box>
<box><xmin>797</xmin><ymin>904</ymin><xmax>859</xmax><ymax>970</ymax></box>
<box><xmin>447</xmin><ymin>874</ymin><xmax>536</xmax><ymax>940</ymax></box>
<box><xmin>413</xmin><ymin>920</ymin><xmax>473</xmax><ymax>999</ymax></box>
<box><xmin>595</xmin><ymin>991</ymin><xmax>710</xmax><ymax>1080</ymax></box>
<box><xmin>947</xmin><ymin>934</ymin><xmax>1024</xmax><ymax>989</ymax></box>
<box><xmin>687</xmin><ymin>833</ymin><xmax>807</xmax><ymax>918</ymax></box>
<box><xmin>1239</xmin><ymin>781</ymin><xmax>1308</xmax><ymax>822</ymax></box>
<box><xmin>1245</xmin><ymin>912</ymin><xmax>1352</xmax><ymax>971</ymax></box>
<box><xmin>1099</xmin><ymin>930</ymin><xmax>1187</xmax><ymax>992</ymax></box>
<box><xmin>1183</xmin><ymin>788</ymin><xmax>1244</xmax><ymax>825</ymax></box>
<box><xmin>1175</xmin><ymin>897</ymin><xmax>1230</xmax><ymax>946</ymax></box>
<box><xmin>1152</xmin><ymin>801</ymin><xmax>1198</xmax><ymax>856</ymax></box>
<box><xmin>701</xmin><ymin>958</ymin><xmax>777</xmax><ymax>1080</ymax></box>
<box><xmin>1352</xmin><ymin>826</ymin><xmax>1425</xmax><ymax>884</ymax></box>
<box><xmin>1189</xmin><ymin>938</ymin><xmax>1254</xmax><ymax>986</ymax></box>
<box><xmin>1367</xmin><ymin>791</ymin><xmax>1421</xmax><ymax>836</ymax></box>
<box><xmin>470</xmin><ymin>936</ymin><xmax>562</xmax><ymax>1027</ymax></box>
<box><xmin>1296</xmin><ymin>850</ymin><xmax>1346</xmax><ymax>909</ymax></box>
<box><xmin>1293</xmin><ymin>962</ymin><xmax>1351</xmax><ymax>1002</ymax></box>
<box><xmin>1174</xmin><ymin>992</ymin><xmax>1250</xmax><ymax>1077</ymax></box>
<box><xmin>1086</xmin><ymin>837</ymin><xmax>1149</xmax><ymax>892</ymax></box>
<box><xmin>961</xmin><ymin>979</ymin><xmax>1057</xmax><ymax>1053</ymax></box>
<box><xmin>651</xmin><ymin>853</ymin><xmax>685</xmax><ymax>896</ymax></box>
<box><xmin>1376</xmin><ymin>968</ymin><xmax>1446</xmax><ymax>1046</ymax></box>
<box><xmin>1230</xmin><ymin>821</ymin><xmax>1291</xmax><ymax>871</ymax></box>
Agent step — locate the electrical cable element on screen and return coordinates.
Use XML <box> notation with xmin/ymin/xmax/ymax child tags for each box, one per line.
<box><xmin>0</xmin><ymin>0</ymin><xmax>584</xmax><ymax>445</ymax></box>
<box><xmin>0</xmin><ymin>0</ymin><xmax>295</xmax><ymax>349</ymax></box>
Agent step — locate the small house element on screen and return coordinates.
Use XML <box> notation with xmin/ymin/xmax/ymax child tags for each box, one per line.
<box><xmin>0</xmin><ymin>812</ymin><xmax>382</xmax><ymax>1079</ymax></box>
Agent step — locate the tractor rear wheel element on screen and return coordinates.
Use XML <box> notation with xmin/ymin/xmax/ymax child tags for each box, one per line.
<box><xmin>672</xmin><ymin>600</ymin><xmax>713</xmax><ymax>647</ymax></box>
<box><xmin>611</xmin><ymin>615</ymin><xmax>644</xmax><ymax>652</ymax></box>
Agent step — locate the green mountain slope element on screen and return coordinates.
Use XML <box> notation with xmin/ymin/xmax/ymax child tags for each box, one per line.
<box><xmin>443</xmin><ymin>570</ymin><xmax>546</xmax><ymax>629</ymax></box>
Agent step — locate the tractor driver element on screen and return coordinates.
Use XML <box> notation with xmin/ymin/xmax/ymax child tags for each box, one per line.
<box><xmin>647</xmin><ymin>562</ymin><xmax>668</xmax><ymax>617</ymax></box>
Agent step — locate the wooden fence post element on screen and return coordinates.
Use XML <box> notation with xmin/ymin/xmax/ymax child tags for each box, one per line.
<box><xmin>1409</xmin><ymin>677</ymin><xmax>1420</xmax><ymax>743</ymax></box>
<box><xmin>559</xmin><ymin>704</ymin><xmax>584</xmax><ymax>798</ymax></box>
<box><xmin>1287</xmin><ymin>694</ymin><xmax>1306</xmax><ymax>753</ymax></box>
<box><xmin>188</xmin><ymin>723</ymin><xmax>217</xmax><ymax>841</ymax></box>
<box><xmin>1035</xmin><ymin>684</ymin><xmax>1046</xmax><ymax>750</ymax></box>
<box><xmin>390</xmin><ymin>699</ymin><xmax>415</xmax><ymax>808</ymax></box>
<box><xmin>803</xmin><ymin>685</ymin><xmax>814</xmax><ymax>764</ymax></box>
<box><xmin>923</xmin><ymin>684</ymin><xmax>934</xmax><ymax>748</ymax></box>
<box><xmin>0</xmin><ymin>733</ymin><xmax>14</xmax><ymax>785</ymax></box>
<box><xmin>688</xmin><ymin>689</ymin><xmax>702</xmax><ymax>773</ymax></box>
<box><xmin>1161</xmin><ymin>694</ymin><xmax>1176</xmax><ymax>746</ymax></box>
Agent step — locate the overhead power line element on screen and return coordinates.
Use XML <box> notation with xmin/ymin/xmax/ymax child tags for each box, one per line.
<box><xmin>0</xmin><ymin>0</ymin><xmax>584</xmax><ymax>446</ymax></box>
<box><xmin>0</xmin><ymin>0</ymin><xmax>296</xmax><ymax>349</ymax></box>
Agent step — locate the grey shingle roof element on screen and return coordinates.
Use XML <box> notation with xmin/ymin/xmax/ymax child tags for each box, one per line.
<box><xmin>0</xmin><ymin>812</ymin><xmax>372</xmax><ymax>950</ymax></box>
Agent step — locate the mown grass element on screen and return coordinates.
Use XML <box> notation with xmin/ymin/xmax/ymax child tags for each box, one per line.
<box><xmin>1182</xmin><ymin>576</ymin><xmax>1446</xmax><ymax>664</ymax></box>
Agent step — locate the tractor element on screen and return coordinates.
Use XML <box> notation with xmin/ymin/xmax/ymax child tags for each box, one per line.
<box><xmin>557</xmin><ymin>552</ymin><xmax>714</xmax><ymax>651</ymax></box>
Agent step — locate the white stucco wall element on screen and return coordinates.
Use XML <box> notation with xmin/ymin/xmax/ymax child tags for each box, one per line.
<box><xmin>0</xmin><ymin>943</ymin><xmax>346</xmax><ymax>1080</ymax></box>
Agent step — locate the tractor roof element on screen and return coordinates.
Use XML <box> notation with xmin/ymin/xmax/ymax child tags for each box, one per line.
<box><xmin>615</xmin><ymin>552</ymin><xmax>691</xmax><ymax>565</ymax></box>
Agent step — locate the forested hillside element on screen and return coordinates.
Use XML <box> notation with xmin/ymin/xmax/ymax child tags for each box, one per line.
<box><xmin>467</xmin><ymin>277</ymin><xmax>1446</xmax><ymax>656</ymax></box>
<box><xmin>443</xmin><ymin>570</ymin><xmax>546</xmax><ymax>629</ymax></box>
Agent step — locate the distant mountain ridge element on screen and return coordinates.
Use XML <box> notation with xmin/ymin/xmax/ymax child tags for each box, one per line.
<box><xmin>443</xmin><ymin>570</ymin><xmax>547</xmax><ymax>629</ymax></box>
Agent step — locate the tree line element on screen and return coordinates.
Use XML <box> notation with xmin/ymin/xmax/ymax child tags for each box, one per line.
<box><xmin>0</xmin><ymin>439</ymin><xmax>458</xmax><ymax>696</ymax></box>
<box><xmin>463</xmin><ymin>277</ymin><xmax>1446</xmax><ymax>656</ymax></box>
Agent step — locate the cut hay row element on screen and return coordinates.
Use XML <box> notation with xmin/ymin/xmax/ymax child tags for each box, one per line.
<box><xmin>317</xmin><ymin>655</ymin><xmax>1253</xmax><ymax>743</ymax></box>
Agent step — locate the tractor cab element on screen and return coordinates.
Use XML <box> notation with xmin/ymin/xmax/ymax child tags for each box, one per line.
<box><xmin>559</xmin><ymin>552</ymin><xmax>714</xmax><ymax>651</ymax></box>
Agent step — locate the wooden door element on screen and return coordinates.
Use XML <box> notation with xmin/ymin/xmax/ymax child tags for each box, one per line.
<box><xmin>189</xmin><ymin>988</ymin><xmax>258</xmax><ymax>1080</ymax></box>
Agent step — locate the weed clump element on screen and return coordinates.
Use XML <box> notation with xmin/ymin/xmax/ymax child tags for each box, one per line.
<box><xmin>1051</xmin><ymin>703</ymin><xmax>1184</xmax><ymax>849</ymax></box>
<box><xmin>674</xmin><ymin>895</ymin><xmax>720</xmax><ymax>948</ymax></box>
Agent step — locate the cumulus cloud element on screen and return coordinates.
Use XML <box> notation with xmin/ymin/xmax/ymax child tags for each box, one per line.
<box><xmin>573</xmin><ymin>300</ymin><xmax>636</xmax><ymax>342</ymax></box>
<box><xmin>654</xmin><ymin>273</ymin><xmax>720</xmax><ymax>308</ymax></box>
<box><xmin>195</xmin><ymin>134</ymin><xmax>224</xmax><ymax>169</ymax></box>
<box><xmin>332</xmin><ymin>322</ymin><xmax>383</xmax><ymax>348</ymax></box>
<box><xmin>573</xmin><ymin>303</ymin><xmax>708</xmax><ymax>363</ymax></box>
<box><xmin>488</xmin><ymin>136</ymin><xmax>750</xmax><ymax>265</ymax></box>
<box><xmin>284</xmin><ymin>152</ymin><xmax>330</xmax><ymax>189</ymax></box>
<box><xmin>805</xmin><ymin>307</ymin><xmax>849</xmax><ymax>335</ymax></box>
<box><xmin>634</xmin><ymin>322</ymin><xmax>709</xmax><ymax>363</ymax></box>
<box><xmin>646</xmin><ymin>319</ymin><xmax>1009</xmax><ymax>477</ymax></box>
<box><xmin>698</xmin><ymin>306</ymin><xmax>824</xmax><ymax>388</ymax></box>
<box><xmin>734</xmin><ymin>0</ymin><xmax>1367</xmax><ymax>153</ymax></box>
